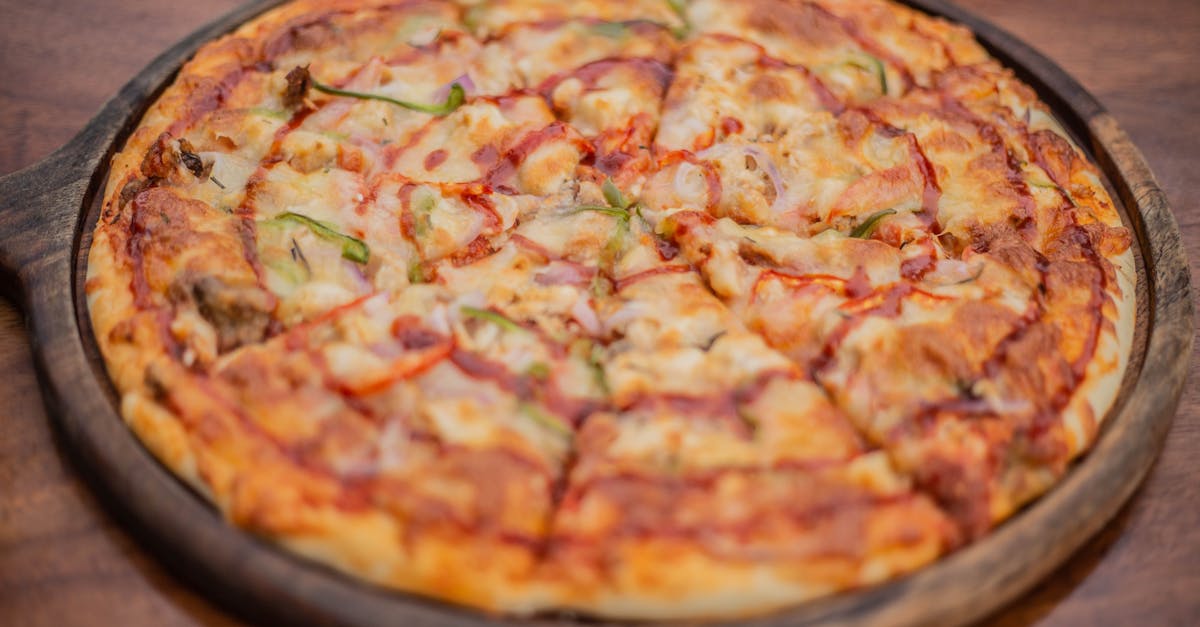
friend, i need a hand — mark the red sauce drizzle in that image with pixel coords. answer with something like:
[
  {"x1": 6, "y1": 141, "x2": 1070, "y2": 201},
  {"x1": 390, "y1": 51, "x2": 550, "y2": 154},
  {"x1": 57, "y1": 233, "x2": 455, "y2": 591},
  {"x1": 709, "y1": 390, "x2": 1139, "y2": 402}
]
[
  {"x1": 900, "y1": 253, "x2": 936, "y2": 281},
  {"x1": 590, "y1": 123, "x2": 642, "y2": 177},
  {"x1": 720, "y1": 116, "x2": 744, "y2": 136},
  {"x1": 1061, "y1": 225, "x2": 1110, "y2": 380},
  {"x1": 423, "y1": 148, "x2": 448, "y2": 171},
  {"x1": 392, "y1": 323, "x2": 446, "y2": 350},
  {"x1": 471, "y1": 144, "x2": 499, "y2": 169},
  {"x1": 480, "y1": 122, "x2": 587, "y2": 195},
  {"x1": 449, "y1": 235, "x2": 495, "y2": 267},
  {"x1": 844, "y1": 266, "x2": 873, "y2": 299},
  {"x1": 750, "y1": 270, "x2": 848, "y2": 305},
  {"x1": 462, "y1": 192, "x2": 503, "y2": 232},
  {"x1": 509, "y1": 233, "x2": 559, "y2": 261},
  {"x1": 537, "y1": 57, "x2": 673, "y2": 99},
  {"x1": 809, "y1": 282, "x2": 916, "y2": 376},
  {"x1": 614, "y1": 264, "x2": 692, "y2": 291},
  {"x1": 807, "y1": 1, "x2": 916, "y2": 92},
  {"x1": 125, "y1": 197, "x2": 155, "y2": 309},
  {"x1": 450, "y1": 349, "x2": 531, "y2": 399},
  {"x1": 846, "y1": 107, "x2": 941, "y2": 229},
  {"x1": 396, "y1": 182, "x2": 419, "y2": 241},
  {"x1": 906, "y1": 135, "x2": 943, "y2": 230},
  {"x1": 703, "y1": 32, "x2": 845, "y2": 114},
  {"x1": 164, "y1": 65, "x2": 251, "y2": 138},
  {"x1": 552, "y1": 470, "x2": 915, "y2": 551},
  {"x1": 940, "y1": 94, "x2": 1036, "y2": 239}
]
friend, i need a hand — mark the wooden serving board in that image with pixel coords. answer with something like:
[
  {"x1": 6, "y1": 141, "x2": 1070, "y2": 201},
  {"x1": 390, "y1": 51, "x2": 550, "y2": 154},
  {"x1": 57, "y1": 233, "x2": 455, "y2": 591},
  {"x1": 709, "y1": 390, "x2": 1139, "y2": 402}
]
[{"x1": 0, "y1": 1, "x2": 1191, "y2": 625}]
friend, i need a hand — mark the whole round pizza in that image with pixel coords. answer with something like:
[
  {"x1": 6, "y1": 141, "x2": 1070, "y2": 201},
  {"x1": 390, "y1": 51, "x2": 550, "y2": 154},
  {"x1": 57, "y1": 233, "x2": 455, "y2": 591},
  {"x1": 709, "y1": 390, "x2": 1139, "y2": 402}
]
[{"x1": 86, "y1": 0, "x2": 1135, "y2": 619}]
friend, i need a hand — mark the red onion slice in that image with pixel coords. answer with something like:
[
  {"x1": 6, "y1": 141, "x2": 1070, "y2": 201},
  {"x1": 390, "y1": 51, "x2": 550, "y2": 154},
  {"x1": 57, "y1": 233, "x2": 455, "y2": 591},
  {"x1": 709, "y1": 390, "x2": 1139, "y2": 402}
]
[{"x1": 433, "y1": 73, "x2": 476, "y2": 102}]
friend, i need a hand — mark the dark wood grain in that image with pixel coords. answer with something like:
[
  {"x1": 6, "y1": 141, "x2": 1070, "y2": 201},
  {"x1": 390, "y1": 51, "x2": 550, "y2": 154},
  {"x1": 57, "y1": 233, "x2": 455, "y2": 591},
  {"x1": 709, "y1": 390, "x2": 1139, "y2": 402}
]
[{"x1": 0, "y1": 1, "x2": 1196, "y2": 626}]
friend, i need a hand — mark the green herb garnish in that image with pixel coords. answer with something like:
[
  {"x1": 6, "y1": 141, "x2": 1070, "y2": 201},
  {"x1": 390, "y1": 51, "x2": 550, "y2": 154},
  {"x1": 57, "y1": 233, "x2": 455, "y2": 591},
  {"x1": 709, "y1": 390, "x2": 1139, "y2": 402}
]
[
  {"x1": 735, "y1": 407, "x2": 759, "y2": 437},
  {"x1": 851, "y1": 54, "x2": 888, "y2": 95},
  {"x1": 572, "y1": 178, "x2": 636, "y2": 220},
  {"x1": 460, "y1": 306, "x2": 525, "y2": 333},
  {"x1": 249, "y1": 107, "x2": 290, "y2": 120},
  {"x1": 463, "y1": 5, "x2": 485, "y2": 31},
  {"x1": 820, "y1": 53, "x2": 888, "y2": 96},
  {"x1": 571, "y1": 204, "x2": 628, "y2": 218},
  {"x1": 1027, "y1": 177, "x2": 1077, "y2": 207},
  {"x1": 586, "y1": 342, "x2": 609, "y2": 394},
  {"x1": 407, "y1": 262, "x2": 426, "y2": 284},
  {"x1": 601, "y1": 217, "x2": 631, "y2": 265},
  {"x1": 570, "y1": 178, "x2": 640, "y2": 264},
  {"x1": 525, "y1": 362, "x2": 551, "y2": 380},
  {"x1": 313, "y1": 80, "x2": 466, "y2": 116},
  {"x1": 271, "y1": 212, "x2": 370, "y2": 264},
  {"x1": 520, "y1": 403, "x2": 571, "y2": 437},
  {"x1": 591, "y1": 21, "x2": 628, "y2": 39},
  {"x1": 602, "y1": 177, "x2": 633, "y2": 209},
  {"x1": 289, "y1": 65, "x2": 465, "y2": 116},
  {"x1": 412, "y1": 193, "x2": 437, "y2": 237},
  {"x1": 850, "y1": 208, "x2": 897, "y2": 239},
  {"x1": 666, "y1": 0, "x2": 690, "y2": 39},
  {"x1": 589, "y1": 273, "x2": 614, "y2": 298}
]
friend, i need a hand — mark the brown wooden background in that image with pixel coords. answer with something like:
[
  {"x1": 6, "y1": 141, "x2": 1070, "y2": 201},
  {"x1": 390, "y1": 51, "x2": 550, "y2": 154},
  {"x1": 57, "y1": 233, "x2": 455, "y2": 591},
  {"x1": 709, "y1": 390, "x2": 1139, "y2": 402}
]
[{"x1": 1, "y1": 1, "x2": 1196, "y2": 625}]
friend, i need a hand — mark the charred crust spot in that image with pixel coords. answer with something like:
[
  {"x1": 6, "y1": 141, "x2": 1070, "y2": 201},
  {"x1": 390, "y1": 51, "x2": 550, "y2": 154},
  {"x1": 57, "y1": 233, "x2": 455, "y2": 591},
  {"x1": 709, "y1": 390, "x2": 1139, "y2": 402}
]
[
  {"x1": 108, "y1": 318, "x2": 137, "y2": 344},
  {"x1": 936, "y1": 232, "x2": 963, "y2": 257},
  {"x1": 283, "y1": 65, "x2": 313, "y2": 109},
  {"x1": 450, "y1": 235, "x2": 496, "y2": 267},
  {"x1": 144, "y1": 368, "x2": 170, "y2": 403},
  {"x1": 177, "y1": 139, "x2": 213, "y2": 179},
  {"x1": 140, "y1": 132, "x2": 177, "y2": 179},
  {"x1": 118, "y1": 178, "x2": 155, "y2": 211},
  {"x1": 737, "y1": 241, "x2": 777, "y2": 267},
  {"x1": 168, "y1": 274, "x2": 274, "y2": 353}
]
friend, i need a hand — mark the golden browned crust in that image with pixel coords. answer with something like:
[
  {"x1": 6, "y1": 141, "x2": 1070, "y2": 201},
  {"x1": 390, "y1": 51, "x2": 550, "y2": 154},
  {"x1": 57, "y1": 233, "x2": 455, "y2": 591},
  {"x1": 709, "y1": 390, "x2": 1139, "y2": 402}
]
[{"x1": 86, "y1": 0, "x2": 1134, "y2": 619}]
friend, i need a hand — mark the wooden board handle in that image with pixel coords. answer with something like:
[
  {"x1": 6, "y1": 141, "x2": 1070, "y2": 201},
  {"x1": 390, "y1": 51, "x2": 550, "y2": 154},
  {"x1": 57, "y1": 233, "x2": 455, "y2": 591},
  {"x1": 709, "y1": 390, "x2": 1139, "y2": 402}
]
[
  {"x1": 0, "y1": 0, "x2": 285, "y2": 310},
  {"x1": 0, "y1": 142, "x2": 99, "y2": 307}
]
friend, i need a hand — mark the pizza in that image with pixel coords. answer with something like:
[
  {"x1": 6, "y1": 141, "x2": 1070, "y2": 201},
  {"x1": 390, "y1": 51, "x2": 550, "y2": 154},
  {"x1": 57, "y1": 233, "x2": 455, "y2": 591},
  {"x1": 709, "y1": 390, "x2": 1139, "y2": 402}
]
[{"x1": 85, "y1": 0, "x2": 1136, "y2": 619}]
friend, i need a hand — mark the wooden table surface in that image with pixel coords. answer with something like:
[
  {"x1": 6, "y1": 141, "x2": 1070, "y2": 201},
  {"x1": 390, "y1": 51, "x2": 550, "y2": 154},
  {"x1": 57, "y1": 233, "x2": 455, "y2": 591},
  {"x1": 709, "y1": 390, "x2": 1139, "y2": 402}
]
[{"x1": 1, "y1": 1, "x2": 1196, "y2": 625}]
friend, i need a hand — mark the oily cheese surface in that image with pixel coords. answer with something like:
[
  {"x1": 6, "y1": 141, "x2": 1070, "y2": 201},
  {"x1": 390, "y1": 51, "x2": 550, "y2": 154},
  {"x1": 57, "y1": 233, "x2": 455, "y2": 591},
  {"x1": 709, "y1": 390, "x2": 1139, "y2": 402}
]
[{"x1": 86, "y1": 0, "x2": 1135, "y2": 620}]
